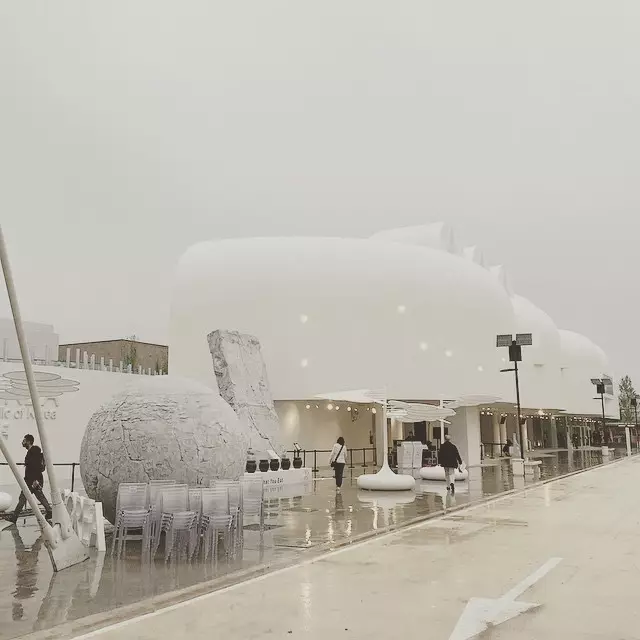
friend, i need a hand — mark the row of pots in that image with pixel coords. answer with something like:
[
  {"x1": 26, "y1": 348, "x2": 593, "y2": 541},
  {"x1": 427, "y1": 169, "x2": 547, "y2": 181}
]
[{"x1": 246, "y1": 457, "x2": 303, "y2": 473}]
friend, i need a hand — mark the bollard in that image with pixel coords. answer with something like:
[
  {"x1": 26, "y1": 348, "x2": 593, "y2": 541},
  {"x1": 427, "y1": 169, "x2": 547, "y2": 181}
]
[
  {"x1": 362, "y1": 447, "x2": 367, "y2": 467},
  {"x1": 349, "y1": 449, "x2": 354, "y2": 469}
]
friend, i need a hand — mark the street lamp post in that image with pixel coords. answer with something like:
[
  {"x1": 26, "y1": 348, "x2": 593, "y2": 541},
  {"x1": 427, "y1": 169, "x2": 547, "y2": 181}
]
[
  {"x1": 591, "y1": 377, "x2": 612, "y2": 445},
  {"x1": 497, "y1": 333, "x2": 533, "y2": 462},
  {"x1": 631, "y1": 397, "x2": 638, "y2": 450}
]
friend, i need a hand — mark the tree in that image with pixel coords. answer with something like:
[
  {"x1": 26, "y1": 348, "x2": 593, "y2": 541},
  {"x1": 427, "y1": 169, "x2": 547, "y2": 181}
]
[
  {"x1": 618, "y1": 375, "x2": 637, "y2": 424},
  {"x1": 122, "y1": 334, "x2": 138, "y2": 371}
]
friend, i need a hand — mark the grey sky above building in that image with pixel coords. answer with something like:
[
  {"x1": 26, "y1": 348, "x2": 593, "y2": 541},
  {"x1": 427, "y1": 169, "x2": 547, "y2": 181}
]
[{"x1": 0, "y1": 1, "x2": 638, "y2": 384}]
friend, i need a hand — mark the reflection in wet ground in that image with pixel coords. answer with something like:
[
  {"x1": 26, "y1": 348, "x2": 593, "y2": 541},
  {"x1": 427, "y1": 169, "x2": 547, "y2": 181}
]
[{"x1": 0, "y1": 449, "x2": 625, "y2": 639}]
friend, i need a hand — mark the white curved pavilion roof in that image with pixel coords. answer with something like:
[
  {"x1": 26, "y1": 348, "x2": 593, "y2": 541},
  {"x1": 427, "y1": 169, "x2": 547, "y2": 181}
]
[{"x1": 169, "y1": 224, "x2": 617, "y2": 418}]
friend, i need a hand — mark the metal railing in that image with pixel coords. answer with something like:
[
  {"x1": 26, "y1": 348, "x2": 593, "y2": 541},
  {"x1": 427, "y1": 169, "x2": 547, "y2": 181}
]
[
  {"x1": 286, "y1": 448, "x2": 376, "y2": 472},
  {"x1": 1, "y1": 449, "x2": 378, "y2": 490},
  {"x1": 0, "y1": 462, "x2": 80, "y2": 492}
]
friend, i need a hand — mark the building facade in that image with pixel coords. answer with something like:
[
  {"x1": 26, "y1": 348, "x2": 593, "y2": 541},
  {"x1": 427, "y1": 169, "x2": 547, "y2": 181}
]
[{"x1": 58, "y1": 339, "x2": 168, "y2": 374}]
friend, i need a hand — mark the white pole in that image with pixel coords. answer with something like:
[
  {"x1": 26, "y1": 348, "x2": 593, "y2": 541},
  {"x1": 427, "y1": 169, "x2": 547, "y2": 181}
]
[
  {"x1": 0, "y1": 225, "x2": 88, "y2": 570},
  {"x1": 83, "y1": 351, "x2": 88, "y2": 369},
  {"x1": 109, "y1": 359, "x2": 113, "y2": 372},
  {"x1": 90, "y1": 353, "x2": 95, "y2": 370},
  {"x1": 66, "y1": 348, "x2": 71, "y2": 368},
  {"x1": 75, "y1": 349, "x2": 80, "y2": 369},
  {"x1": 625, "y1": 426, "x2": 632, "y2": 456},
  {"x1": 100, "y1": 356, "x2": 105, "y2": 371}
]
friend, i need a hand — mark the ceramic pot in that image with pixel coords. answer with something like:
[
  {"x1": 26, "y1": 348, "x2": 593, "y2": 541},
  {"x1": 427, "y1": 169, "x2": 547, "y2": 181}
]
[
  {"x1": 280, "y1": 457, "x2": 291, "y2": 470},
  {"x1": 293, "y1": 457, "x2": 303, "y2": 469},
  {"x1": 259, "y1": 459, "x2": 269, "y2": 473},
  {"x1": 246, "y1": 459, "x2": 257, "y2": 473},
  {"x1": 269, "y1": 459, "x2": 280, "y2": 471}
]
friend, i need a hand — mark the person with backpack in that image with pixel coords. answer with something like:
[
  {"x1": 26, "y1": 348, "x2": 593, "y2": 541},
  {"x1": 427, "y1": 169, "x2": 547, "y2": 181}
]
[
  {"x1": 329, "y1": 437, "x2": 347, "y2": 492},
  {"x1": 8, "y1": 434, "x2": 52, "y2": 524}
]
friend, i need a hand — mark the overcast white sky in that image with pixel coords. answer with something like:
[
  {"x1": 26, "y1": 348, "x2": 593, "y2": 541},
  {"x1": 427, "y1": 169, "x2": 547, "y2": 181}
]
[{"x1": 1, "y1": 2, "x2": 639, "y2": 383}]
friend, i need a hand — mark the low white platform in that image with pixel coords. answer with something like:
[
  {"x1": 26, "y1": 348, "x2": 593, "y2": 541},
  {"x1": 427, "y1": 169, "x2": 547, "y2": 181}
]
[
  {"x1": 419, "y1": 466, "x2": 469, "y2": 482},
  {"x1": 243, "y1": 467, "x2": 312, "y2": 486}
]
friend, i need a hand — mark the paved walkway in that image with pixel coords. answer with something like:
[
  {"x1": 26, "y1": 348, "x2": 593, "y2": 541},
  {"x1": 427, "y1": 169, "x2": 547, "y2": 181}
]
[{"x1": 44, "y1": 455, "x2": 640, "y2": 640}]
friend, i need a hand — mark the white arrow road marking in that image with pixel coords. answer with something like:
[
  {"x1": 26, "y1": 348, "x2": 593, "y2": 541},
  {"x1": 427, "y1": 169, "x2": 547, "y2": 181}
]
[{"x1": 449, "y1": 557, "x2": 563, "y2": 640}]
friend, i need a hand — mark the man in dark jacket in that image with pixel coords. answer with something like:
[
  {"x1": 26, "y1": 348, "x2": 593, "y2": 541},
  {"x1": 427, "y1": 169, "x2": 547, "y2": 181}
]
[
  {"x1": 8, "y1": 434, "x2": 52, "y2": 524},
  {"x1": 438, "y1": 434, "x2": 463, "y2": 495}
]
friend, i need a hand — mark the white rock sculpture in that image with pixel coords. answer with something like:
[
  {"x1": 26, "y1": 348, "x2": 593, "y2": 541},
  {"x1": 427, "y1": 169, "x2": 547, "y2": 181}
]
[
  {"x1": 208, "y1": 330, "x2": 283, "y2": 458},
  {"x1": 79, "y1": 376, "x2": 250, "y2": 523}
]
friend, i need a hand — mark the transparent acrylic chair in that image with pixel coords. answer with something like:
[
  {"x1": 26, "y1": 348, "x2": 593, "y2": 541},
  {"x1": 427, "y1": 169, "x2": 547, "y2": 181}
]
[
  {"x1": 148, "y1": 480, "x2": 177, "y2": 546},
  {"x1": 239, "y1": 478, "x2": 265, "y2": 548},
  {"x1": 153, "y1": 484, "x2": 199, "y2": 561},
  {"x1": 212, "y1": 481, "x2": 242, "y2": 554},
  {"x1": 200, "y1": 487, "x2": 233, "y2": 561},
  {"x1": 111, "y1": 483, "x2": 151, "y2": 557}
]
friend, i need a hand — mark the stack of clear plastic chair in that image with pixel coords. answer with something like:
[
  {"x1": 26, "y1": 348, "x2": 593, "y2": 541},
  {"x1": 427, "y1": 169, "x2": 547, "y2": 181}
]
[
  {"x1": 148, "y1": 480, "x2": 177, "y2": 545},
  {"x1": 200, "y1": 487, "x2": 233, "y2": 561},
  {"x1": 153, "y1": 484, "x2": 200, "y2": 562},
  {"x1": 212, "y1": 480, "x2": 242, "y2": 553},
  {"x1": 240, "y1": 477, "x2": 265, "y2": 547},
  {"x1": 111, "y1": 483, "x2": 152, "y2": 558}
]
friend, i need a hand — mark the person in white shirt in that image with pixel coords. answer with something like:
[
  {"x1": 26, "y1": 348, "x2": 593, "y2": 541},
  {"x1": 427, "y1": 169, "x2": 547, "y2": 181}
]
[{"x1": 329, "y1": 437, "x2": 347, "y2": 491}]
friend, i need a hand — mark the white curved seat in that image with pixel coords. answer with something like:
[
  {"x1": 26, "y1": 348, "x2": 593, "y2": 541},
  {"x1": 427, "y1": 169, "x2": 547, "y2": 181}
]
[
  {"x1": 419, "y1": 465, "x2": 468, "y2": 481},
  {"x1": 357, "y1": 465, "x2": 415, "y2": 491}
]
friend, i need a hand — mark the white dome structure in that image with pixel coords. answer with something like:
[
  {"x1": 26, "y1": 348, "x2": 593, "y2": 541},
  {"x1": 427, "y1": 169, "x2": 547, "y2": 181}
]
[
  {"x1": 559, "y1": 330, "x2": 616, "y2": 417},
  {"x1": 169, "y1": 236, "x2": 515, "y2": 401}
]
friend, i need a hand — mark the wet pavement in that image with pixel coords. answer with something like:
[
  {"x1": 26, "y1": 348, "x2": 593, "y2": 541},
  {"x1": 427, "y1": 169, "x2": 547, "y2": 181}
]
[{"x1": 0, "y1": 449, "x2": 627, "y2": 640}]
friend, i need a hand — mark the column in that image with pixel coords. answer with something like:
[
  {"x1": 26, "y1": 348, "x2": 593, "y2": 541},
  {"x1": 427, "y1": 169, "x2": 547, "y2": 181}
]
[
  {"x1": 447, "y1": 406, "x2": 481, "y2": 468},
  {"x1": 374, "y1": 409, "x2": 386, "y2": 467},
  {"x1": 491, "y1": 413, "x2": 501, "y2": 459},
  {"x1": 500, "y1": 417, "x2": 508, "y2": 451},
  {"x1": 549, "y1": 416, "x2": 559, "y2": 449}
]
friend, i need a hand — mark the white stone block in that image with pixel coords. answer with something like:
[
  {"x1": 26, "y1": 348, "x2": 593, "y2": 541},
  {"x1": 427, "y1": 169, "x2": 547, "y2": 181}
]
[{"x1": 208, "y1": 330, "x2": 283, "y2": 457}]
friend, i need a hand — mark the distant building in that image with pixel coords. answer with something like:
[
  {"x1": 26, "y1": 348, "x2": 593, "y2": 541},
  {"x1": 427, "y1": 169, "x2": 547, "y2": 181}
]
[
  {"x1": 0, "y1": 318, "x2": 59, "y2": 363},
  {"x1": 59, "y1": 339, "x2": 168, "y2": 374}
]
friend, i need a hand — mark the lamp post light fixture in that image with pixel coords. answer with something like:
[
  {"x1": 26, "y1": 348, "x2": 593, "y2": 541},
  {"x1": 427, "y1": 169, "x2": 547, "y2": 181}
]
[
  {"x1": 497, "y1": 333, "x2": 533, "y2": 461},
  {"x1": 590, "y1": 377, "x2": 612, "y2": 440}
]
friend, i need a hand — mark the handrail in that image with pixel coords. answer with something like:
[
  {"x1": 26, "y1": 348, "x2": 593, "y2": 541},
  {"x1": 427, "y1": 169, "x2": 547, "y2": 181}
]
[{"x1": 0, "y1": 449, "x2": 378, "y2": 492}]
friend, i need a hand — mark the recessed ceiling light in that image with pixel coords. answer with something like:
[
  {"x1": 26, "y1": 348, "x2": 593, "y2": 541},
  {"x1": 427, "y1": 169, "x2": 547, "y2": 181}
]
[
  {"x1": 419, "y1": 342, "x2": 428, "y2": 351},
  {"x1": 327, "y1": 404, "x2": 333, "y2": 410},
  {"x1": 445, "y1": 350, "x2": 453, "y2": 358},
  {"x1": 300, "y1": 358, "x2": 309, "y2": 368},
  {"x1": 300, "y1": 314, "x2": 309, "y2": 324},
  {"x1": 371, "y1": 407, "x2": 377, "y2": 414},
  {"x1": 305, "y1": 404, "x2": 311, "y2": 409},
  {"x1": 397, "y1": 305, "x2": 406, "y2": 314},
  {"x1": 477, "y1": 365, "x2": 484, "y2": 372}
]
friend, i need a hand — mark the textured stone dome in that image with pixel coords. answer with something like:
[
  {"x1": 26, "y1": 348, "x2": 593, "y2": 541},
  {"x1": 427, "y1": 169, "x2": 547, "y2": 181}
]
[{"x1": 80, "y1": 376, "x2": 250, "y2": 523}]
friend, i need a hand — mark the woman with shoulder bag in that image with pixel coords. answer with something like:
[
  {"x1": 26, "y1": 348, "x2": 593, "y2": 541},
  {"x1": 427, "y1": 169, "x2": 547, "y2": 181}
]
[{"x1": 329, "y1": 437, "x2": 347, "y2": 492}]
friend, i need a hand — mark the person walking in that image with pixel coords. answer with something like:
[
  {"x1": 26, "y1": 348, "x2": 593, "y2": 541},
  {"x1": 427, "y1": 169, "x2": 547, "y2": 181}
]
[
  {"x1": 438, "y1": 434, "x2": 463, "y2": 495},
  {"x1": 8, "y1": 434, "x2": 52, "y2": 524},
  {"x1": 329, "y1": 437, "x2": 347, "y2": 492}
]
